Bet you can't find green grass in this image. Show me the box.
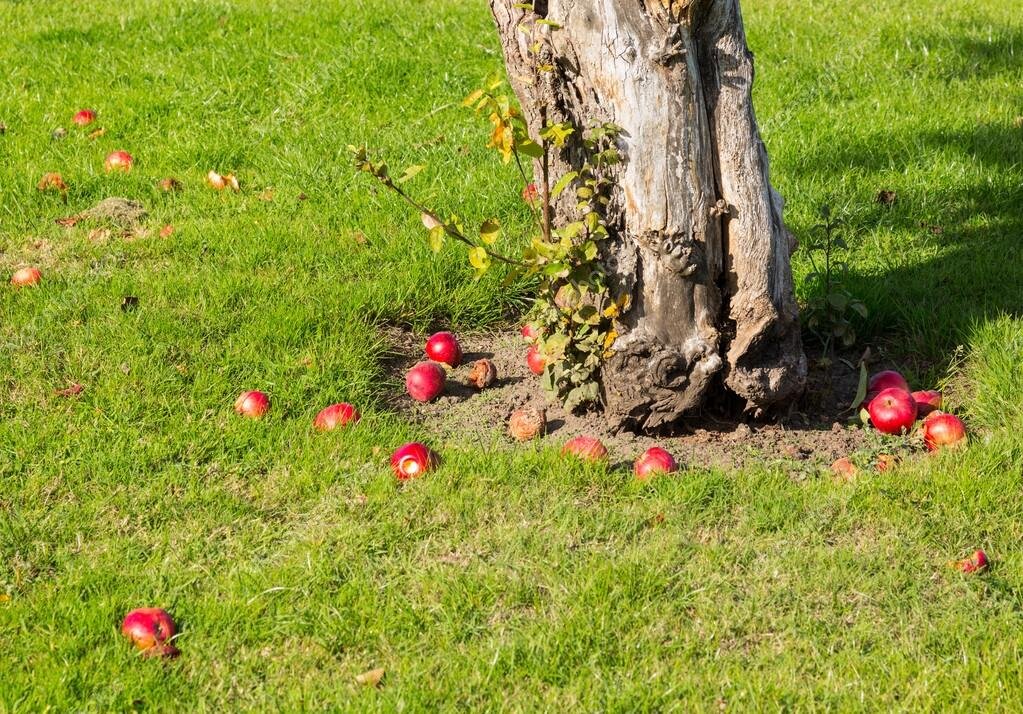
[2,0,1022,710]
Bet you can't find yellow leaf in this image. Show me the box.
[479,218,501,245]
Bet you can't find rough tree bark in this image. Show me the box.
[490,0,807,431]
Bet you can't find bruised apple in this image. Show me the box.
[122,608,179,658]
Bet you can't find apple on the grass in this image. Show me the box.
[234,390,270,418]
[921,412,967,451]
[562,436,608,463]
[104,150,133,173]
[405,361,446,402]
[953,549,988,574]
[912,390,942,418]
[72,109,96,126]
[634,447,677,480]
[424,331,462,367]
[11,267,42,287]
[868,387,917,435]
[314,403,360,431]
[122,608,179,658]
[390,442,435,480]
[526,344,545,376]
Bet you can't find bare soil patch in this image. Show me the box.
[382,326,878,474]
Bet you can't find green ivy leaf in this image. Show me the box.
[551,171,578,199]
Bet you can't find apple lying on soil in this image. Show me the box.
[526,344,545,376]
[425,331,462,367]
[467,358,497,389]
[73,109,96,126]
[953,549,988,574]
[508,406,546,442]
[922,412,967,451]
[405,361,446,402]
[234,390,270,418]
[912,390,943,418]
[390,442,435,480]
[314,403,360,431]
[104,150,133,172]
[122,608,179,658]
[520,323,539,341]
[11,267,42,287]
[863,370,911,407]
[868,388,917,435]
[634,447,678,480]
[562,436,608,463]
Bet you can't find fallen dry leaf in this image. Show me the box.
[875,189,897,206]
[88,228,111,243]
[159,224,174,238]
[830,457,858,482]
[352,230,368,246]
[122,226,149,242]
[37,172,68,193]
[159,177,182,192]
[56,216,81,228]
[88,127,107,140]
[355,668,385,687]
[55,383,84,397]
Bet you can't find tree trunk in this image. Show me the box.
[490,0,807,431]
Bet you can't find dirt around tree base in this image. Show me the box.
[383,327,900,475]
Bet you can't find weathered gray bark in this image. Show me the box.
[491,0,806,431]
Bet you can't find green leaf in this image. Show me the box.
[517,139,544,159]
[479,218,501,245]
[396,165,425,183]
[827,292,849,310]
[551,171,578,198]
[850,301,868,319]
[850,361,868,411]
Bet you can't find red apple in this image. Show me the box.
[867,388,917,435]
[122,607,179,658]
[314,403,360,431]
[405,361,446,402]
[520,323,539,341]
[912,390,942,418]
[11,267,42,287]
[508,406,546,442]
[72,109,96,126]
[922,412,967,451]
[522,182,539,205]
[526,344,545,375]
[424,331,462,367]
[467,358,497,389]
[104,150,133,173]
[634,447,677,480]
[390,442,435,480]
[863,369,910,407]
[953,549,988,574]
[234,390,270,418]
[562,436,608,463]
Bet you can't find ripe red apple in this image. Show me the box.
[634,447,678,480]
[405,361,446,402]
[234,390,270,418]
[526,344,545,375]
[522,182,539,205]
[390,442,434,480]
[104,150,133,173]
[122,607,179,658]
[11,267,42,287]
[520,323,539,341]
[953,549,988,574]
[867,388,917,435]
[508,406,546,442]
[467,358,497,389]
[562,436,608,463]
[72,109,96,126]
[912,390,942,418]
[922,412,967,451]
[424,331,462,367]
[863,369,911,407]
[314,403,360,431]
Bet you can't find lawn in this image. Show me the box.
[2,0,1022,710]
